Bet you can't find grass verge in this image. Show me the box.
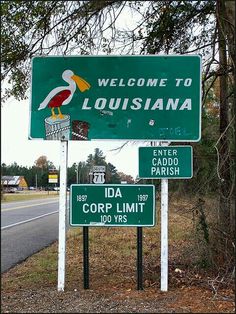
[1,195,235,313]
[1,192,59,203]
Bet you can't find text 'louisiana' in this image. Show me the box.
[82,98,192,111]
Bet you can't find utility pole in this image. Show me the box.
[76,164,79,184]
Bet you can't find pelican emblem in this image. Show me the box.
[38,69,90,119]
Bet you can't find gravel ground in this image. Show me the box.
[2,285,235,313]
[1,287,193,313]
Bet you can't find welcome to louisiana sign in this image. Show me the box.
[29,55,201,141]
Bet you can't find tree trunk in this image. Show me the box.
[216,0,234,248]
[224,0,236,234]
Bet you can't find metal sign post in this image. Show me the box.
[161,177,168,291]
[160,141,170,292]
[70,184,155,291]
[83,226,89,289]
[137,227,143,290]
[83,165,106,289]
[57,140,68,292]
[138,141,193,291]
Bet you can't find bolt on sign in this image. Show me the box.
[29,55,201,141]
[70,184,156,227]
[139,146,193,179]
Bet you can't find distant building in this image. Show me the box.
[1,176,28,191]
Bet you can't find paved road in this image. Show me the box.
[1,197,67,273]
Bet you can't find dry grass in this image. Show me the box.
[1,195,235,313]
[1,191,59,203]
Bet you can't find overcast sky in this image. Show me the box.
[1,97,147,179]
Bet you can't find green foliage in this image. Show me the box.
[141,1,216,55]
[1,0,125,100]
[1,1,218,101]
[86,148,106,168]
[106,162,121,183]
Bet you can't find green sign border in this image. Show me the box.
[138,145,193,179]
[69,184,156,227]
[30,55,202,142]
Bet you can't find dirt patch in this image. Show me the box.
[1,285,234,313]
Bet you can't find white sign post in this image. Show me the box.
[57,141,68,292]
[161,177,168,291]
[160,141,170,291]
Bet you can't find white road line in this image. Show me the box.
[1,210,59,230]
[1,200,58,212]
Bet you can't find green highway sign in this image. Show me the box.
[30,55,201,141]
[70,184,156,227]
[139,146,193,179]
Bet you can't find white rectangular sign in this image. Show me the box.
[93,165,106,172]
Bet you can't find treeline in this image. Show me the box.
[1,148,134,188]
[1,142,220,195]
